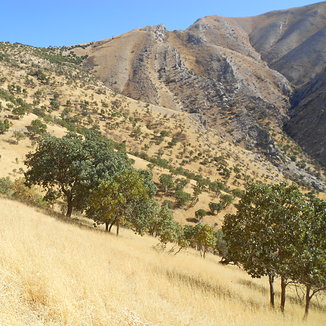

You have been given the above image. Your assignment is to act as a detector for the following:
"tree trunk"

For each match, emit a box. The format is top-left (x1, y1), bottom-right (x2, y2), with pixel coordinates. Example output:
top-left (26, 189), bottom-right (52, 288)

top-left (116, 219), bottom-right (120, 236)
top-left (66, 194), bottom-right (73, 217)
top-left (105, 222), bottom-right (109, 232)
top-left (268, 273), bottom-right (275, 308)
top-left (303, 285), bottom-right (311, 320)
top-left (109, 220), bottom-right (115, 232)
top-left (280, 276), bottom-right (287, 313)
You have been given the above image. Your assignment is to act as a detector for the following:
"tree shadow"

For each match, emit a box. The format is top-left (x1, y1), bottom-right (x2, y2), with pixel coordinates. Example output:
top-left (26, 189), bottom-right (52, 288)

top-left (186, 217), bottom-right (199, 223)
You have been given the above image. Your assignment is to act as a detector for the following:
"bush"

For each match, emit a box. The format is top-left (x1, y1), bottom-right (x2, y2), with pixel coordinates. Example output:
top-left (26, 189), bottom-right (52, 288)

top-left (0, 119), bottom-right (11, 134)
top-left (209, 181), bottom-right (224, 194)
top-left (174, 189), bottom-right (192, 207)
top-left (232, 188), bottom-right (244, 198)
top-left (12, 131), bottom-right (26, 144)
top-left (220, 194), bottom-right (234, 207)
top-left (27, 119), bottom-right (47, 137)
top-left (195, 209), bottom-right (207, 220)
top-left (11, 178), bottom-right (46, 206)
top-left (0, 177), bottom-right (13, 196)
top-left (209, 202), bottom-right (223, 215)
top-left (12, 106), bottom-right (26, 117)
top-left (0, 177), bottom-right (48, 208)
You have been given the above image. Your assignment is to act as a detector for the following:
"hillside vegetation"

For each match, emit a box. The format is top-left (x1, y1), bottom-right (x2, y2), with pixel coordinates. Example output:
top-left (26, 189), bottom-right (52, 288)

top-left (74, 2), bottom-right (326, 172)
top-left (0, 198), bottom-right (325, 326)
top-left (0, 41), bottom-right (325, 228)
top-left (0, 6), bottom-right (325, 325)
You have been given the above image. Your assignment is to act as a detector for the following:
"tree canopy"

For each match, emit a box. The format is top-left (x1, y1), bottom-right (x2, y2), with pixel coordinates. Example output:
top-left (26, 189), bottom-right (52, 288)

top-left (25, 131), bottom-right (131, 217)
top-left (86, 169), bottom-right (155, 235)
top-left (222, 182), bottom-right (326, 316)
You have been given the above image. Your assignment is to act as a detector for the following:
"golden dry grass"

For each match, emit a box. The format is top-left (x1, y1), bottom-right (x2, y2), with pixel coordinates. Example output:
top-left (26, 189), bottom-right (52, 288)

top-left (0, 198), bottom-right (325, 326)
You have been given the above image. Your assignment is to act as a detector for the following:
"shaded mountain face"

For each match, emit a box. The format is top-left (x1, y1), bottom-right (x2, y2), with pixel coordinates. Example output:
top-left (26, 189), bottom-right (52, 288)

top-left (75, 2), bottom-right (326, 168)
top-left (285, 68), bottom-right (326, 166)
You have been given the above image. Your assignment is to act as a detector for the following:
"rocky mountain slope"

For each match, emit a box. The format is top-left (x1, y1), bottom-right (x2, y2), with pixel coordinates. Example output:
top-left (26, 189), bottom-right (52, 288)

top-left (73, 2), bottom-right (326, 170)
top-left (0, 40), bottom-right (325, 226)
top-left (285, 68), bottom-right (326, 166)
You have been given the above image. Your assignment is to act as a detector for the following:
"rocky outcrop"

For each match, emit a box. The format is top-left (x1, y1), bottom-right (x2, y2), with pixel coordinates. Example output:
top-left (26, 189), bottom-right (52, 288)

top-left (75, 2), bottom-right (326, 172)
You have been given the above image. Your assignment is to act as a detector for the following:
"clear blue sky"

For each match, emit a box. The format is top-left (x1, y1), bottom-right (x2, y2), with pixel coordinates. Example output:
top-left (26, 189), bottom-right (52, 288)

top-left (0, 0), bottom-right (321, 47)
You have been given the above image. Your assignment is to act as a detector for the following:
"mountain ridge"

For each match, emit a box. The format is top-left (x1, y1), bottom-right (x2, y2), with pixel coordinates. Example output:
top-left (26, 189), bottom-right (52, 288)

top-left (72, 2), bottom-right (326, 170)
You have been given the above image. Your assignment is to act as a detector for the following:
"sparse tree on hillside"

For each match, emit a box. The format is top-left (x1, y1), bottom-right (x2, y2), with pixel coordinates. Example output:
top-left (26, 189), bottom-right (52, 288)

top-left (0, 119), bottom-right (11, 134)
top-left (174, 189), bottom-right (192, 207)
top-left (292, 194), bottom-right (326, 319)
top-left (183, 224), bottom-right (216, 258)
top-left (220, 194), bottom-right (233, 208)
top-left (87, 169), bottom-right (154, 235)
top-left (209, 202), bottom-right (223, 215)
top-left (159, 174), bottom-right (174, 193)
top-left (222, 183), bottom-right (309, 310)
top-left (195, 209), bottom-right (207, 221)
top-left (25, 131), bottom-right (131, 217)
top-left (27, 119), bottom-right (47, 138)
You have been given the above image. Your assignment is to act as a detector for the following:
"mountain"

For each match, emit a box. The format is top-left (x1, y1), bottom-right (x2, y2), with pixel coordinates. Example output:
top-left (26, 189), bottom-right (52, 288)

top-left (73, 2), bottom-right (326, 170)
top-left (285, 68), bottom-right (326, 166)
top-left (0, 3), bottom-right (325, 206)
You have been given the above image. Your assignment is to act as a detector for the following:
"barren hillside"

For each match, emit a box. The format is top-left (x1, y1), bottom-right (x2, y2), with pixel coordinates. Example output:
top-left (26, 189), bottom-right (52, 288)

top-left (73, 2), bottom-right (326, 169)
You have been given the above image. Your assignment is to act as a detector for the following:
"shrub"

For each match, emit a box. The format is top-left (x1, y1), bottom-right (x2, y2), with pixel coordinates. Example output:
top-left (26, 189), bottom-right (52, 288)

top-left (195, 209), bottom-right (207, 220)
top-left (27, 119), bottom-right (47, 137)
top-left (12, 106), bottom-right (26, 117)
top-left (0, 177), bottom-right (13, 196)
top-left (232, 188), bottom-right (244, 198)
top-left (209, 202), bottom-right (223, 215)
top-left (220, 194), bottom-right (234, 207)
top-left (0, 119), bottom-right (11, 134)
top-left (174, 189), bottom-right (192, 207)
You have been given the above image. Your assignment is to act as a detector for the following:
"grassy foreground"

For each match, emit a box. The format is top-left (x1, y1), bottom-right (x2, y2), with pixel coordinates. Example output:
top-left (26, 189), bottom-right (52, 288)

top-left (0, 198), bottom-right (325, 326)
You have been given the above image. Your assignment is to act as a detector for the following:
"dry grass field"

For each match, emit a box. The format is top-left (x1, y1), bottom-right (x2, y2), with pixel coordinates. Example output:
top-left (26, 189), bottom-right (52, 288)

top-left (0, 198), bottom-right (325, 326)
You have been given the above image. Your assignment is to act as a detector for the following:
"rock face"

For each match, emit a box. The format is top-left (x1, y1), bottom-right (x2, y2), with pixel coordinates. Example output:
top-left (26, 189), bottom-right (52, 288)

top-left (285, 68), bottom-right (326, 166)
top-left (75, 2), bottom-right (326, 168)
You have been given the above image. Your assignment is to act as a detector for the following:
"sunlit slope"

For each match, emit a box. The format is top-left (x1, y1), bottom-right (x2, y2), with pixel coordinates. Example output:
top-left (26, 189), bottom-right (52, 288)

top-left (0, 198), bottom-right (325, 326)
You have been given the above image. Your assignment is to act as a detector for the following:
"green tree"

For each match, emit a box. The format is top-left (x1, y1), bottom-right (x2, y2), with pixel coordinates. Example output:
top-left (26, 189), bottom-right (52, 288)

top-left (25, 132), bottom-right (131, 217)
top-left (209, 180), bottom-right (224, 195)
top-left (195, 209), bottom-right (206, 221)
top-left (192, 184), bottom-right (202, 198)
top-left (292, 195), bottom-right (326, 319)
top-left (12, 131), bottom-right (26, 144)
top-left (27, 119), bottom-right (47, 137)
top-left (220, 194), bottom-right (234, 208)
top-left (131, 199), bottom-right (159, 236)
top-left (209, 202), bottom-right (223, 215)
top-left (12, 106), bottom-right (26, 117)
top-left (87, 169), bottom-right (154, 235)
top-left (0, 119), bottom-right (11, 134)
top-left (174, 178), bottom-right (189, 191)
top-left (138, 170), bottom-right (157, 197)
top-left (183, 224), bottom-right (216, 258)
top-left (159, 174), bottom-right (174, 193)
top-left (174, 189), bottom-right (192, 207)
top-left (222, 183), bottom-right (308, 310)
top-left (156, 206), bottom-right (182, 247)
